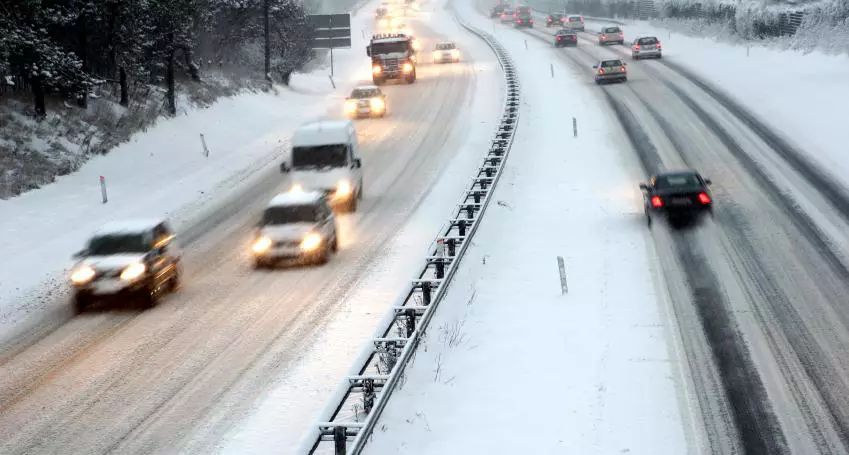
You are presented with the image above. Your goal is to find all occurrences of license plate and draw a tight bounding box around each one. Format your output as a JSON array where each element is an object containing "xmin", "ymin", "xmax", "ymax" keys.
[
  {"xmin": 359, "ymin": 108, "xmax": 370, "ymax": 113},
  {"xmin": 670, "ymin": 197, "xmax": 691, "ymax": 205},
  {"xmin": 92, "ymin": 279, "xmax": 125, "ymax": 294}
]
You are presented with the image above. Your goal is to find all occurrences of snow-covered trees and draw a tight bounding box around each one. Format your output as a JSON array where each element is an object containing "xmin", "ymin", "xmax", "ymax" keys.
[{"xmin": 0, "ymin": 0, "xmax": 312, "ymax": 116}]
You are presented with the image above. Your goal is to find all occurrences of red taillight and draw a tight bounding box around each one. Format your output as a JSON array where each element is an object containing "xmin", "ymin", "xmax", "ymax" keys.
[
  {"xmin": 529, "ymin": 19, "xmax": 533, "ymax": 23},
  {"xmin": 634, "ymin": 44, "xmax": 640, "ymax": 49},
  {"xmin": 698, "ymin": 192, "xmax": 711, "ymax": 204},
  {"xmin": 556, "ymin": 36, "xmax": 562, "ymax": 40},
  {"xmin": 620, "ymin": 66, "xmax": 626, "ymax": 72},
  {"xmin": 651, "ymin": 196, "xmax": 663, "ymax": 208},
  {"xmin": 597, "ymin": 69, "xmax": 605, "ymax": 75}
]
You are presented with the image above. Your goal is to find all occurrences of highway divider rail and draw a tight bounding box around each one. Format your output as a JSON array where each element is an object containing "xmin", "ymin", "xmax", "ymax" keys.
[{"xmin": 297, "ymin": 13, "xmax": 520, "ymax": 455}]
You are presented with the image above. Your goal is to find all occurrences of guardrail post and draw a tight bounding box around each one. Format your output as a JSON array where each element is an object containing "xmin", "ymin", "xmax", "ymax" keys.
[
  {"xmin": 405, "ymin": 308, "xmax": 416, "ymax": 336},
  {"xmin": 422, "ymin": 281, "xmax": 432, "ymax": 306},
  {"xmin": 458, "ymin": 219, "xmax": 467, "ymax": 236},
  {"xmin": 363, "ymin": 378, "xmax": 375, "ymax": 413},
  {"xmin": 334, "ymin": 426, "xmax": 347, "ymax": 455},
  {"xmin": 447, "ymin": 238, "xmax": 457, "ymax": 257},
  {"xmin": 466, "ymin": 205, "xmax": 475, "ymax": 219},
  {"xmin": 435, "ymin": 258, "xmax": 444, "ymax": 279},
  {"xmin": 473, "ymin": 192, "xmax": 481, "ymax": 203}
]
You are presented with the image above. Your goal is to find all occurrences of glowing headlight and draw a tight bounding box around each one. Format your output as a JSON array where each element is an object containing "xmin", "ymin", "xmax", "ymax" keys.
[
  {"xmin": 412, "ymin": 39, "xmax": 421, "ymax": 51},
  {"xmin": 336, "ymin": 180, "xmax": 353, "ymax": 197},
  {"xmin": 252, "ymin": 236, "xmax": 272, "ymax": 254},
  {"xmin": 369, "ymin": 97, "xmax": 385, "ymax": 111},
  {"xmin": 70, "ymin": 265, "xmax": 96, "ymax": 285},
  {"xmin": 290, "ymin": 183, "xmax": 304, "ymax": 193},
  {"xmin": 344, "ymin": 100, "xmax": 357, "ymax": 114},
  {"xmin": 451, "ymin": 49, "xmax": 460, "ymax": 58},
  {"xmin": 372, "ymin": 65, "xmax": 382, "ymax": 75},
  {"xmin": 300, "ymin": 233, "xmax": 323, "ymax": 252},
  {"xmin": 120, "ymin": 262, "xmax": 146, "ymax": 281},
  {"xmin": 378, "ymin": 18, "xmax": 388, "ymax": 27},
  {"xmin": 402, "ymin": 62, "xmax": 413, "ymax": 73}
]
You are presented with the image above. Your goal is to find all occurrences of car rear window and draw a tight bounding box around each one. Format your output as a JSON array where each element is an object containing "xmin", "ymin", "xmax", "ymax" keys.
[
  {"xmin": 603, "ymin": 27, "xmax": 620, "ymax": 33},
  {"xmin": 568, "ymin": 16, "xmax": 581, "ymax": 21},
  {"xmin": 600, "ymin": 60, "xmax": 623, "ymax": 67},
  {"xmin": 657, "ymin": 175, "xmax": 700, "ymax": 188},
  {"xmin": 638, "ymin": 37, "xmax": 658, "ymax": 44},
  {"xmin": 436, "ymin": 43, "xmax": 455, "ymax": 50}
]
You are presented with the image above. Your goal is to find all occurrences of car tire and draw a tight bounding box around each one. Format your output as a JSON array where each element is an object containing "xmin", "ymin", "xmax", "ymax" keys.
[
  {"xmin": 254, "ymin": 258, "xmax": 271, "ymax": 270},
  {"xmin": 168, "ymin": 266, "xmax": 181, "ymax": 292},
  {"xmin": 657, "ymin": 54, "xmax": 663, "ymax": 59},
  {"xmin": 632, "ymin": 54, "xmax": 638, "ymax": 60},
  {"xmin": 141, "ymin": 284, "xmax": 159, "ymax": 310},
  {"xmin": 316, "ymin": 244, "xmax": 331, "ymax": 265},
  {"xmin": 346, "ymin": 195, "xmax": 358, "ymax": 213},
  {"xmin": 331, "ymin": 236, "xmax": 339, "ymax": 252},
  {"xmin": 73, "ymin": 293, "xmax": 91, "ymax": 313}
]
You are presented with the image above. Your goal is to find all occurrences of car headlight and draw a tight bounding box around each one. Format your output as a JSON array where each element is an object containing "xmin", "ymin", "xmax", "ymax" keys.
[
  {"xmin": 402, "ymin": 62, "xmax": 413, "ymax": 73},
  {"xmin": 300, "ymin": 233, "xmax": 323, "ymax": 252},
  {"xmin": 290, "ymin": 183, "xmax": 304, "ymax": 193},
  {"xmin": 336, "ymin": 179, "xmax": 353, "ymax": 197},
  {"xmin": 370, "ymin": 97, "xmax": 385, "ymax": 111},
  {"xmin": 120, "ymin": 262, "xmax": 146, "ymax": 281},
  {"xmin": 412, "ymin": 39, "xmax": 421, "ymax": 51},
  {"xmin": 70, "ymin": 265, "xmax": 96, "ymax": 285},
  {"xmin": 344, "ymin": 100, "xmax": 357, "ymax": 114},
  {"xmin": 372, "ymin": 65, "xmax": 382, "ymax": 75},
  {"xmin": 252, "ymin": 236, "xmax": 272, "ymax": 255},
  {"xmin": 451, "ymin": 49, "xmax": 460, "ymax": 58}
]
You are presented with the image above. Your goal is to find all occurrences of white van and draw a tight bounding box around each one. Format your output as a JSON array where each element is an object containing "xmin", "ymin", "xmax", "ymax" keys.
[{"xmin": 281, "ymin": 120, "xmax": 364, "ymax": 213}]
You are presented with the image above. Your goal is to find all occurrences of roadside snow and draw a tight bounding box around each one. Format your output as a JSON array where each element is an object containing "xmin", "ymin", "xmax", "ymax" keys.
[
  {"xmin": 215, "ymin": 5, "xmax": 503, "ymax": 454},
  {"xmin": 0, "ymin": 4, "xmax": 374, "ymax": 344},
  {"xmin": 361, "ymin": 2, "xmax": 694, "ymax": 454},
  {"xmin": 585, "ymin": 19, "xmax": 849, "ymax": 192}
]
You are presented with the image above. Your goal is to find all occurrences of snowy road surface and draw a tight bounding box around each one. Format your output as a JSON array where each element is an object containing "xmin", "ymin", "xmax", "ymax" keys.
[
  {"xmin": 359, "ymin": 1, "xmax": 849, "ymax": 454},
  {"xmin": 0, "ymin": 4, "xmax": 503, "ymax": 454}
]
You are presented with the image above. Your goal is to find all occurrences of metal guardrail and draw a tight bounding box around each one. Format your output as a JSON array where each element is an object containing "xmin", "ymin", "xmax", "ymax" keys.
[{"xmin": 296, "ymin": 11, "xmax": 520, "ymax": 455}]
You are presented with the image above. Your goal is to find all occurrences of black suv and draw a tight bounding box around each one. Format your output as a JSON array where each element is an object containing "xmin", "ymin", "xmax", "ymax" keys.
[
  {"xmin": 640, "ymin": 171, "xmax": 714, "ymax": 227},
  {"xmin": 70, "ymin": 219, "xmax": 182, "ymax": 311}
]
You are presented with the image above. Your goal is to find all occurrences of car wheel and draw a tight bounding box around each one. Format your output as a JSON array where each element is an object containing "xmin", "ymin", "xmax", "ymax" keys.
[
  {"xmin": 73, "ymin": 293, "xmax": 91, "ymax": 313},
  {"xmin": 657, "ymin": 54, "xmax": 663, "ymax": 59},
  {"xmin": 168, "ymin": 265, "xmax": 181, "ymax": 292},
  {"xmin": 254, "ymin": 258, "xmax": 271, "ymax": 270},
  {"xmin": 141, "ymin": 283, "xmax": 159, "ymax": 309},
  {"xmin": 331, "ymin": 236, "xmax": 339, "ymax": 252},
  {"xmin": 346, "ymin": 195, "xmax": 358, "ymax": 213},
  {"xmin": 632, "ymin": 54, "xmax": 638, "ymax": 59},
  {"xmin": 316, "ymin": 244, "xmax": 331, "ymax": 265}
]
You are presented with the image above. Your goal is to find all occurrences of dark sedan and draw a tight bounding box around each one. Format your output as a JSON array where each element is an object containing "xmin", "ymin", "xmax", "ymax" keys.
[
  {"xmin": 640, "ymin": 171, "xmax": 713, "ymax": 227},
  {"xmin": 555, "ymin": 29, "xmax": 578, "ymax": 47}
]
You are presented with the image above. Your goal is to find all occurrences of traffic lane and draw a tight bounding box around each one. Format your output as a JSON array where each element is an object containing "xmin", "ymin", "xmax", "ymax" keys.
[{"xmin": 0, "ymin": 29, "xmax": 476, "ymax": 455}]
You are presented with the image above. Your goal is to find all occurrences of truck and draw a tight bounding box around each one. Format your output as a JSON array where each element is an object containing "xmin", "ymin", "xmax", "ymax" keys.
[{"xmin": 367, "ymin": 33, "xmax": 417, "ymax": 85}]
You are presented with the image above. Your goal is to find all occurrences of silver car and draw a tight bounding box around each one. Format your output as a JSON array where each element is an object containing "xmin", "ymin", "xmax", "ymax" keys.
[
  {"xmin": 631, "ymin": 36, "xmax": 662, "ymax": 59},
  {"xmin": 563, "ymin": 15, "xmax": 585, "ymax": 31},
  {"xmin": 598, "ymin": 26, "xmax": 624, "ymax": 45},
  {"xmin": 432, "ymin": 41, "xmax": 461, "ymax": 63},
  {"xmin": 593, "ymin": 59, "xmax": 627, "ymax": 84},
  {"xmin": 251, "ymin": 191, "xmax": 339, "ymax": 268}
]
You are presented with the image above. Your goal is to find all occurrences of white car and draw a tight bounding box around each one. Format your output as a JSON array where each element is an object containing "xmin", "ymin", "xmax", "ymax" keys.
[
  {"xmin": 69, "ymin": 219, "xmax": 182, "ymax": 311},
  {"xmin": 281, "ymin": 120, "xmax": 364, "ymax": 212},
  {"xmin": 344, "ymin": 85, "xmax": 387, "ymax": 118},
  {"xmin": 251, "ymin": 191, "xmax": 339, "ymax": 268},
  {"xmin": 631, "ymin": 36, "xmax": 662, "ymax": 59},
  {"xmin": 432, "ymin": 41, "xmax": 461, "ymax": 63},
  {"xmin": 563, "ymin": 14, "xmax": 585, "ymax": 31}
]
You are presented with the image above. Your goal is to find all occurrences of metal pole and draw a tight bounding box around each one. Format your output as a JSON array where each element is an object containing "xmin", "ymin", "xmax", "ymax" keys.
[{"xmin": 329, "ymin": 16, "xmax": 335, "ymax": 78}]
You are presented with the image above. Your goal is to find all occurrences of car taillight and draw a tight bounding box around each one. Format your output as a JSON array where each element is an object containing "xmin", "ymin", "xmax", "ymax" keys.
[
  {"xmin": 556, "ymin": 36, "xmax": 562, "ymax": 40},
  {"xmin": 620, "ymin": 66, "xmax": 626, "ymax": 72},
  {"xmin": 698, "ymin": 192, "xmax": 711, "ymax": 204},
  {"xmin": 651, "ymin": 196, "xmax": 663, "ymax": 208},
  {"xmin": 529, "ymin": 19, "xmax": 533, "ymax": 23},
  {"xmin": 634, "ymin": 44, "xmax": 640, "ymax": 49},
  {"xmin": 656, "ymin": 41, "xmax": 662, "ymax": 49},
  {"xmin": 598, "ymin": 69, "xmax": 605, "ymax": 75}
]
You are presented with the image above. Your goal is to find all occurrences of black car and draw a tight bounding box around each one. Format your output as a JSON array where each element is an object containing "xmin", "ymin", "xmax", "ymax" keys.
[
  {"xmin": 490, "ymin": 5, "xmax": 505, "ymax": 18},
  {"xmin": 555, "ymin": 29, "xmax": 578, "ymax": 47},
  {"xmin": 514, "ymin": 12, "xmax": 533, "ymax": 27},
  {"xmin": 546, "ymin": 13, "xmax": 565, "ymax": 27},
  {"xmin": 639, "ymin": 171, "xmax": 713, "ymax": 227}
]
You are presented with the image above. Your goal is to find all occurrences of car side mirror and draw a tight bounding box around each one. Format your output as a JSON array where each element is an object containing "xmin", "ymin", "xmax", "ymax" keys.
[
  {"xmin": 704, "ymin": 179, "xmax": 712, "ymax": 185},
  {"xmin": 280, "ymin": 162, "xmax": 290, "ymax": 173},
  {"xmin": 353, "ymin": 158, "xmax": 362, "ymax": 168},
  {"xmin": 639, "ymin": 183, "xmax": 649, "ymax": 191},
  {"xmin": 72, "ymin": 249, "xmax": 87, "ymax": 259},
  {"xmin": 366, "ymin": 45, "xmax": 372, "ymax": 57}
]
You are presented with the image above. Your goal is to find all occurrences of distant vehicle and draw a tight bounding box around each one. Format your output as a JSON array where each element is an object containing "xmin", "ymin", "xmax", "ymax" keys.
[
  {"xmin": 69, "ymin": 219, "xmax": 181, "ymax": 312},
  {"xmin": 593, "ymin": 58, "xmax": 627, "ymax": 84},
  {"xmin": 500, "ymin": 9, "xmax": 514, "ymax": 23},
  {"xmin": 490, "ymin": 5, "xmax": 505, "ymax": 17},
  {"xmin": 514, "ymin": 5, "xmax": 531, "ymax": 14},
  {"xmin": 251, "ymin": 191, "xmax": 339, "ymax": 268},
  {"xmin": 563, "ymin": 14, "xmax": 585, "ymax": 31},
  {"xmin": 344, "ymin": 85, "xmax": 387, "ymax": 118},
  {"xmin": 375, "ymin": 6, "xmax": 388, "ymax": 18},
  {"xmin": 367, "ymin": 33, "xmax": 417, "ymax": 84},
  {"xmin": 640, "ymin": 171, "xmax": 714, "ymax": 227},
  {"xmin": 432, "ymin": 41, "xmax": 461, "ymax": 63},
  {"xmin": 546, "ymin": 13, "xmax": 566, "ymax": 27},
  {"xmin": 514, "ymin": 12, "xmax": 533, "ymax": 27},
  {"xmin": 598, "ymin": 25, "xmax": 624, "ymax": 45},
  {"xmin": 281, "ymin": 120, "xmax": 364, "ymax": 212},
  {"xmin": 554, "ymin": 29, "xmax": 578, "ymax": 47},
  {"xmin": 631, "ymin": 36, "xmax": 662, "ymax": 59}
]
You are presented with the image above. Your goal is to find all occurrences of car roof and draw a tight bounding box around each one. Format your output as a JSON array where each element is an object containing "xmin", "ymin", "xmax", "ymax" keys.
[
  {"xmin": 601, "ymin": 58, "xmax": 623, "ymax": 63},
  {"xmin": 654, "ymin": 170, "xmax": 701, "ymax": 179},
  {"xmin": 437, "ymin": 41, "xmax": 455, "ymax": 45},
  {"xmin": 95, "ymin": 219, "xmax": 163, "ymax": 235},
  {"xmin": 267, "ymin": 191, "xmax": 324, "ymax": 207},
  {"xmin": 353, "ymin": 85, "xmax": 379, "ymax": 91}
]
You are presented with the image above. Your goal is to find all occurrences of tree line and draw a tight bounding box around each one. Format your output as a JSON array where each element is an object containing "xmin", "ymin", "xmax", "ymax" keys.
[{"xmin": 0, "ymin": 0, "xmax": 314, "ymax": 117}]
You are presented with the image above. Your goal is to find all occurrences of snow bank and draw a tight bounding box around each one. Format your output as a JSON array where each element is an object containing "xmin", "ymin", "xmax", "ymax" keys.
[
  {"xmin": 361, "ymin": 1, "xmax": 695, "ymax": 454},
  {"xmin": 585, "ymin": 19, "xmax": 849, "ymax": 192},
  {"xmin": 0, "ymin": 3, "xmax": 376, "ymax": 345}
]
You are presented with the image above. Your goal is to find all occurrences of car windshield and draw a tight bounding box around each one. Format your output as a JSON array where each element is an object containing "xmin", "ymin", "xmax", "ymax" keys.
[
  {"xmin": 372, "ymin": 41, "xmax": 409, "ymax": 54},
  {"xmin": 262, "ymin": 205, "xmax": 318, "ymax": 225},
  {"xmin": 657, "ymin": 174, "xmax": 701, "ymax": 188},
  {"xmin": 603, "ymin": 27, "xmax": 620, "ymax": 33},
  {"xmin": 88, "ymin": 233, "xmax": 150, "ymax": 255},
  {"xmin": 351, "ymin": 88, "xmax": 377, "ymax": 98},
  {"xmin": 292, "ymin": 144, "xmax": 347, "ymax": 169},
  {"xmin": 600, "ymin": 60, "xmax": 623, "ymax": 67},
  {"xmin": 638, "ymin": 37, "xmax": 658, "ymax": 44}
]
